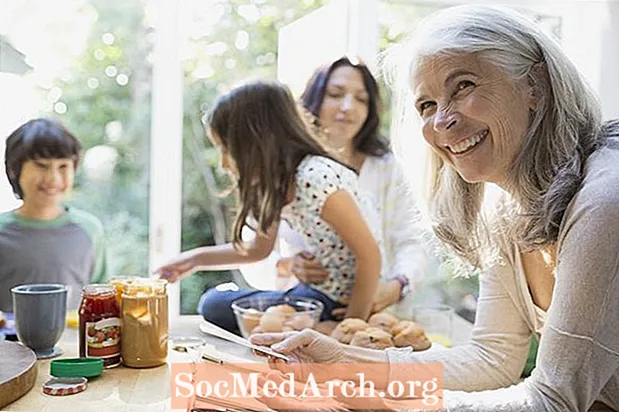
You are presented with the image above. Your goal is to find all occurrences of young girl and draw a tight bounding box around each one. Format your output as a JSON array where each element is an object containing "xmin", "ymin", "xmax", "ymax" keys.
[{"xmin": 155, "ymin": 81, "xmax": 382, "ymax": 332}]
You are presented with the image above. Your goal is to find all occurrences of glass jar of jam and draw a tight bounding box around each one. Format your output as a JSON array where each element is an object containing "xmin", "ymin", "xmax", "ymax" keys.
[
  {"xmin": 121, "ymin": 278, "xmax": 168, "ymax": 368},
  {"xmin": 79, "ymin": 284, "xmax": 122, "ymax": 368}
]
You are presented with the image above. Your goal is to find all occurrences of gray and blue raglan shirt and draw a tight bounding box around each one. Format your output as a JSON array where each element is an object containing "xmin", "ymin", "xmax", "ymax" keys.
[{"xmin": 0, "ymin": 207, "xmax": 108, "ymax": 311}]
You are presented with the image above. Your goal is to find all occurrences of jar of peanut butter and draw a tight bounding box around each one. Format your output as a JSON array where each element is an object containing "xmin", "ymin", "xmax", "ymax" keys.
[{"xmin": 120, "ymin": 278, "xmax": 168, "ymax": 368}]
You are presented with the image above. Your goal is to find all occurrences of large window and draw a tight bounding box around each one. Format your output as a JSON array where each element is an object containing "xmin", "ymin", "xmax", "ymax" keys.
[
  {"xmin": 178, "ymin": 0, "xmax": 329, "ymax": 314},
  {"xmin": 0, "ymin": 0, "xmax": 152, "ymax": 277},
  {"xmin": 3, "ymin": 0, "xmax": 595, "ymax": 323},
  {"xmin": 377, "ymin": 1, "xmax": 563, "ymax": 321}
]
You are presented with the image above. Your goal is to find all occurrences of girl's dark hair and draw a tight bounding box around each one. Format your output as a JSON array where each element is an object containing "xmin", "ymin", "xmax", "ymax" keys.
[
  {"xmin": 207, "ymin": 80, "xmax": 339, "ymax": 251},
  {"xmin": 5, "ymin": 118, "xmax": 81, "ymax": 199},
  {"xmin": 301, "ymin": 56, "xmax": 389, "ymax": 157}
]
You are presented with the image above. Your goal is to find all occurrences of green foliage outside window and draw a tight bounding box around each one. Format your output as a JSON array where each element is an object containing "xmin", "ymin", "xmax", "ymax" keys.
[{"xmin": 33, "ymin": 0, "xmax": 481, "ymax": 317}]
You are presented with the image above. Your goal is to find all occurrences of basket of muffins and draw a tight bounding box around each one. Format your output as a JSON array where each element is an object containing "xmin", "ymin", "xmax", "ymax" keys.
[{"xmin": 330, "ymin": 312, "xmax": 432, "ymax": 351}]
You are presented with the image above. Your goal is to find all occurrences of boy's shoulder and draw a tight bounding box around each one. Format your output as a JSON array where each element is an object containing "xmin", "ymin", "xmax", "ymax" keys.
[{"xmin": 0, "ymin": 210, "xmax": 17, "ymax": 230}]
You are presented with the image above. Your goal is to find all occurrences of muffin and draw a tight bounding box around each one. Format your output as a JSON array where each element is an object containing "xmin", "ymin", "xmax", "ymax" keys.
[
  {"xmin": 330, "ymin": 318, "xmax": 369, "ymax": 344},
  {"xmin": 391, "ymin": 320, "xmax": 421, "ymax": 336},
  {"xmin": 368, "ymin": 312, "xmax": 400, "ymax": 333},
  {"xmin": 258, "ymin": 312, "xmax": 286, "ymax": 333},
  {"xmin": 393, "ymin": 324, "xmax": 432, "ymax": 351},
  {"xmin": 284, "ymin": 313, "xmax": 315, "ymax": 331},
  {"xmin": 350, "ymin": 328, "xmax": 394, "ymax": 350},
  {"xmin": 266, "ymin": 304, "xmax": 297, "ymax": 315}
]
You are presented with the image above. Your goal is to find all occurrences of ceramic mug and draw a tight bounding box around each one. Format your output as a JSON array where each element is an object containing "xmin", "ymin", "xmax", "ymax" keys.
[{"xmin": 11, "ymin": 283, "xmax": 67, "ymax": 359}]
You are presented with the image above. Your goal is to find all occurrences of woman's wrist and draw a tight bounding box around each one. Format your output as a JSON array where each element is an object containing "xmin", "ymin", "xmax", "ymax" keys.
[
  {"xmin": 342, "ymin": 344, "xmax": 389, "ymax": 364},
  {"xmin": 341, "ymin": 345, "xmax": 390, "ymax": 388}
]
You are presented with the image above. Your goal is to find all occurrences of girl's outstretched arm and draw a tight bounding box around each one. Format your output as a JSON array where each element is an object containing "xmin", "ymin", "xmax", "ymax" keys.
[
  {"xmin": 321, "ymin": 189, "xmax": 381, "ymax": 320},
  {"xmin": 154, "ymin": 222, "xmax": 279, "ymax": 282}
]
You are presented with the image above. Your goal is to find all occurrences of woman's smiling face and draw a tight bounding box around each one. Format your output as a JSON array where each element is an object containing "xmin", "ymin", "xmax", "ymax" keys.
[{"xmin": 413, "ymin": 53, "xmax": 534, "ymax": 185}]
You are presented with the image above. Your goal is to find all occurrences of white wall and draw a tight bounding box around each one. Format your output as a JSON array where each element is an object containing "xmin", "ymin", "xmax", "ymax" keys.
[
  {"xmin": 277, "ymin": 0, "xmax": 379, "ymax": 97},
  {"xmin": 558, "ymin": 0, "xmax": 619, "ymax": 121}
]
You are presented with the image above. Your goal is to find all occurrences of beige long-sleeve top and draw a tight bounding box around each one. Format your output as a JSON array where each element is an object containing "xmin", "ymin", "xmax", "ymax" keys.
[{"xmin": 388, "ymin": 125, "xmax": 619, "ymax": 411}]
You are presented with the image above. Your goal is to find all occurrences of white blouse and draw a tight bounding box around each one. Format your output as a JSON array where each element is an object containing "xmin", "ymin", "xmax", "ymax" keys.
[{"xmin": 239, "ymin": 153, "xmax": 428, "ymax": 299}]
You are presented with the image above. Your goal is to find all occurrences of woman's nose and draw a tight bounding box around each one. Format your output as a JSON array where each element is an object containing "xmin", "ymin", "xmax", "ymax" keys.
[
  {"xmin": 339, "ymin": 94, "xmax": 354, "ymax": 112},
  {"xmin": 433, "ymin": 106, "xmax": 458, "ymax": 132}
]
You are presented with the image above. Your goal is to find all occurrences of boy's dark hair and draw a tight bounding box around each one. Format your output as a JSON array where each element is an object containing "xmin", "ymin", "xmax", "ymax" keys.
[
  {"xmin": 5, "ymin": 118, "xmax": 82, "ymax": 199},
  {"xmin": 207, "ymin": 80, "xmax": 344, "ymax": 251},
  {"xmin": 301, "ymin": 56, "xmax": 390, "ymax": 157}
]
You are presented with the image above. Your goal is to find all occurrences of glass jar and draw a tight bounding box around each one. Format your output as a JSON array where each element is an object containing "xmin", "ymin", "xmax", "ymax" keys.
[
  {"xmin": 109, "ymin": 275, "xmax": 134, "ymax": 304},
  {"xmin": 121, "ymin": 278, "xmax": 168, "ymax": 368},
  {"xmin": 79, "ymin": 284, "xmax": 122, "ymax": 368}
]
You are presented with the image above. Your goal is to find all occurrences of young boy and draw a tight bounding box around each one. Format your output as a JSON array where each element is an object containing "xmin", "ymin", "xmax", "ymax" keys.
[{"xmin": 0, "ymin": 118, "xmax": 108, "ymax": 311}]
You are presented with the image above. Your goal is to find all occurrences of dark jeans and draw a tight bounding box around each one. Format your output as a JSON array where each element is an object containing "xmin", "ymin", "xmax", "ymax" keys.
[{"xmin": 197, "ymin": 282, "xmax": 345, "ymax": 336}]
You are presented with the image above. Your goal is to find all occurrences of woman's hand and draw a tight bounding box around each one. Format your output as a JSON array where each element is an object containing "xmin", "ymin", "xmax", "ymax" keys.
[
  {"xmin": 278, "ymin": 251, "xmax": 329, "ymax": 284},
  {"xmin": 153, "ymin": 250, "xmax": 199, "ymax": 283},
  {"xmin": 251, "ymin": 329, "xmax": 347, "ymax": 364}
]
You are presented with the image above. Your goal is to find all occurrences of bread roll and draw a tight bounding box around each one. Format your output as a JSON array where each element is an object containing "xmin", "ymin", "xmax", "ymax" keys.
[
  {"xmin": 266, "ymin": 304, "xmax": 297, "ymax": 315},
  {"xmin": 330, "ymin": 318, "xmax": 369, "ymax": 344},
  {"xmin": 350, "ymin": 328, "xmax": 394, "ymax": 350},
  {"xmin": 284, "ymin": 313, "xmax": 315, "ymax": 331},
  {"xmin": 259, "ymin": 313, "xmax": 285, "ymax": 333},
  {"xmin": 393, "ymin": 325, "xmax": 432, "ymax": 351},
  {"xmin": 368, "ymin": 312, "xmax": 399, "ymax": 332},
  {"xmin": 391, "ymin": 320, "xmax": 423, "ymax": 336}
]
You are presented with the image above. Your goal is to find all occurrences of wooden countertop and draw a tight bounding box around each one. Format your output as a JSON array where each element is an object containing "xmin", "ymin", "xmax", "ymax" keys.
[{"xmin": 4, "ymin": 315, "xmax": 253, "ymax": 412}]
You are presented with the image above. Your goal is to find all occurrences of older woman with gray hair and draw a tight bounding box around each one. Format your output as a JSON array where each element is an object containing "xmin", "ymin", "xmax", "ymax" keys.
[{"xmin": 251, "ymin": 5, "xmax": 619, "ymax": 411}]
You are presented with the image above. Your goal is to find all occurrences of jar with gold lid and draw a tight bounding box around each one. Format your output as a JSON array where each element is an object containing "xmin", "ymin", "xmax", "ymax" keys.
[{"xmin": 119, "ymin": 278, "xmax": 168, "ymax": 368}]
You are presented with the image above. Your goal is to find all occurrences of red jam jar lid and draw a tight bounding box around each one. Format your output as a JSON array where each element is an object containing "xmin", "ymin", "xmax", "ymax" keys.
[{"xmin": 42, "ymin": 377, "xmax": 87, "ymax": 396}]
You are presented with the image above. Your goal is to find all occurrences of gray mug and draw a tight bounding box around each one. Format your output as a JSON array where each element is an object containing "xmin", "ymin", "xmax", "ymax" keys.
[{"xmin": 11, "ymin": 283, "xmax": 67, "ymax": 359}]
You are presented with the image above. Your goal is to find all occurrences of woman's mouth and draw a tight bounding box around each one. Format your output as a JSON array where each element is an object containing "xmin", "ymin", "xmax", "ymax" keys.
[{"xmin": 446, "ymin": 130, "xmax": 489, "ymax": 155}]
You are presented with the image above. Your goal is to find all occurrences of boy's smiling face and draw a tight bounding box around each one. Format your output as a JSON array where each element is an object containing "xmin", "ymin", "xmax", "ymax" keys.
[{"xmin": 18, "ymin": 158, "xmax": 75, "ymax": 209}]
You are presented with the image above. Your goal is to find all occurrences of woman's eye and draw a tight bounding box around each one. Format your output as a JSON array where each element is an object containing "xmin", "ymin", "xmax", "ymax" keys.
[
  {"xmin": 456, "ymin": 80, "xmax": 475, "ymax": 92},
  {"xmin": 418, "ymin": 101, "xmax": 435, "ymax": 114}
]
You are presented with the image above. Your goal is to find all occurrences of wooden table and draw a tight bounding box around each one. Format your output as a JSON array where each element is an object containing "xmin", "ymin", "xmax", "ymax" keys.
[
  {"xmin": 4, "ymin": 316, "xmax": 255, "ymax": 412},
  {"xmin": 6, "ymin": 314, "xmax": 473, "ymax": 411}
]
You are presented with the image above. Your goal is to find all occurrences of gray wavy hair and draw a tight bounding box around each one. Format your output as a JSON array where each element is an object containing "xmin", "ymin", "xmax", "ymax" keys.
[{"xmin": 385, "ymin": 5, "xmax": 603, "ymax": 270}]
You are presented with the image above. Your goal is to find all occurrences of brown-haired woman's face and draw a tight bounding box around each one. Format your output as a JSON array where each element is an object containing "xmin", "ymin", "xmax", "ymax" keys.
[
  {"xmin": 318, "ymin": 65, "xmax": 369, "ymax": 150},
  {"xmin": 413, "ymin": 54, "xmax": 534, "ymax": 184}
]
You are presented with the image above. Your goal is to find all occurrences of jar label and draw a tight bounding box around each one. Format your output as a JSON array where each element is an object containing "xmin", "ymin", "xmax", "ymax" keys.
[{"xmin": 85, "ymin": 317, "xmax": 121, "ymax": 360}]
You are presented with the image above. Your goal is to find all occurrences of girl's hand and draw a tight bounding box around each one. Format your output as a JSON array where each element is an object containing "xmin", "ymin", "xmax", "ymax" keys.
[
  {"xmin": 371, "ymin": 279, "xmax": 401, "ymax": 313},
  {"xmin": 330, "ymin": 280, "xmax": 401, "ymax": 318},
  {"xmin": 153, "ymin": 251, "xmax": 199, "ymax": 283},
  {"xmin": 281, "ymin": 251, "xmax": 329, "ymax": 284}
]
